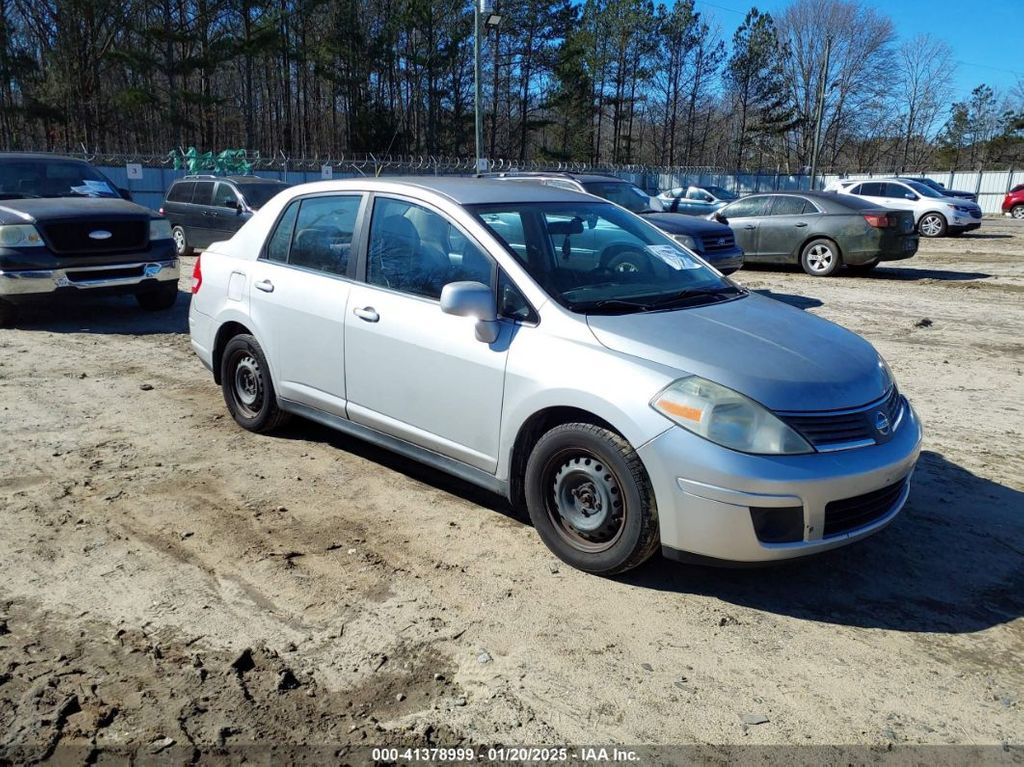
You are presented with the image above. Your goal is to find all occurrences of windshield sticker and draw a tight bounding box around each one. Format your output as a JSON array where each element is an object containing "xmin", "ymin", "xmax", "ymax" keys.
[
  {"xmin": 70, "ymin": 179, "xmax": 116, "ymax": 196},
  {"xmin": 646, "ymin": 244, "xmax": 701, "ymax": 270}
]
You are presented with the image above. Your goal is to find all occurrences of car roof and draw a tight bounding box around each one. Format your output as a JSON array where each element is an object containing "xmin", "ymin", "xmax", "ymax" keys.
[
  {"xmin": 483, "ymin": 171, "xmax": 627, "ymax": 185},
  {"xmin": 0, "ymin": 152, "xmax": 91, "ymax": 163},
  {"xmin": 287, "ymin": 176, "xmax": 598, "ymax": 205},
  {"xmin": 178, "ymin": 175, "xmax": 288, "ymax": 184}
]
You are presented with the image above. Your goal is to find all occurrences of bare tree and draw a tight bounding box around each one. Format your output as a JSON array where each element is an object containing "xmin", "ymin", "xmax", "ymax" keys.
[{"xmin": 897, "ymin": 34, "xmax": 955, "ymax": 169}]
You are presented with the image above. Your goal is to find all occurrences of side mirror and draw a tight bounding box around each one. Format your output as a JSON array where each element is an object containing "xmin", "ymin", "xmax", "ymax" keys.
[
  {"xmin": 904, "ymin": 193, "xmax": 917, "ymax": 200},
  {"xmin": 440, "ymin": 281, "xmax": 499, "ymax": 343},
  {"xmin": 713, "ymin": 211, "xmax": 729, "ymax": 225},
  {"xmin": 118, "ymin": 187, "xmax": 132, "ymax": 201},
  {"xmin": 669, "ymin": 197, "xmax": 680, "ymax": 213}
]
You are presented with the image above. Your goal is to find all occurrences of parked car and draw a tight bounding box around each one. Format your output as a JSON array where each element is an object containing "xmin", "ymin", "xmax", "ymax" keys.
[
  {"xmin": 161, "ymin": 174, "xmax": 291, "ymax": 257},
  {"xmin": 711, "ymin": 191, "xmax": 918, "ymax": 276},
  {"xmin": 190, "ymin": 177, "xmax": 922, "ymax": 574},
  {"xmin": 896, "ymin": 177, "xmax": 977, "ymax": 202},
  {"xmin": 1002, "ymin": 184, "xmax": 1024, "ymax": 219},
  {"xmin": 0, "ymin": 152, "xmax": 178, "ymax": 326},
  {"xmin": 656, "ymin": 185, "xmax": 739, "ymax": 215},
  {"xmin": 835, "ymin": 178, "xmax": 982, "ymax": 237},
  {"xmin": 485, "ymin": 173, "xmax": 742, "ymax": 274}
]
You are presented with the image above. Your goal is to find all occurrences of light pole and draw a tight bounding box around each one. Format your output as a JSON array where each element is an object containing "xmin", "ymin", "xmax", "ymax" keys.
[
  {"xmin": 473, "ymin": 0, "xmax": 501, "ymax": 174},
  {"xmin": 808, "ymin": 34, "xmax": 832, "ymax": 191}
]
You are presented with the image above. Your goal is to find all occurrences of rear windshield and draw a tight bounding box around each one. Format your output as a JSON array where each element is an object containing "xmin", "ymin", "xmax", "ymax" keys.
[
  {"xmin": 239, "ymin": 183, "xmax": 290, "ymax": 209},
  {"xmin": 0, "ymin": 159, "xmax": 119, "ymax": 199}
]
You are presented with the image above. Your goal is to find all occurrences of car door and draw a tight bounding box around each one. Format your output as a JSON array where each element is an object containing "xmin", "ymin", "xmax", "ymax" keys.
[
  {"xmin": 717, "ymin": 195, "xmax": 770, "ymax": 256},
  {"xmin": 247, "ymin": 193, "xmax": 366, "ymax": 416},
  {"xmin": 189, "ymin": 180, "xmax": 217, "ymax": 247},
  {"xmin": 344, "ymin": 194, "xmax": 511, "ymax": 472},
  {"xmin": 756, "ymin": 195, "xmax": 819, "ymax": 262},
  {"xmin": 206, "ymin": 181, "xmax": 245, "ymax": 242}
]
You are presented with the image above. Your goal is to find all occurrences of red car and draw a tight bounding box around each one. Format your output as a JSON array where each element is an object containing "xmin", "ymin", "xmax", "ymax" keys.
[{"xmin": 1003, "ymin": 184, "xmax": 1024, "ymax": 219}]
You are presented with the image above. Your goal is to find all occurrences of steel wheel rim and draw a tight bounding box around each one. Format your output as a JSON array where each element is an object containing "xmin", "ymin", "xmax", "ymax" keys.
[
  {"xmin": 806, "ymin": 244, "xmax": 834, "ymax": 273},
  {"xmin": 232, "ymin": 353, "xmax": 263, "ymax": 417},
  {"xmin": 921, "ymin": 215, "xmax": 942, "ymax": 236},
  {"xmin": 543, "ymin": 449, "xmax": 625, "ymax": 553},
  {"xmin": 173, "ymin": 228, "xmax": 186, "ymax": 255}
]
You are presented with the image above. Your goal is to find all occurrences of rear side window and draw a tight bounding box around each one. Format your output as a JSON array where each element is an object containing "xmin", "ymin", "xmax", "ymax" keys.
[
  {"xmin": 264, "ymin": 201, "xmax": 300, "ymax": 263},
  {"xmin": 769, "ymin": 196, "xmax": 807, "ymax": 216},
  {"xmin": 721, "ymin": 196, "xmax": 769, "ymax": 218},
  {"xmin": 855, "ymin": 182, "xmax": 885, "ymax": 197},
  {"xmin": 167, "ymin": 181, "xmax": 195, "ymax": 203},
  {"xmin": 193, "ymin": 181, "xmax": 214, "ymax": 206},
  {"xmin": 289, "ymin": 195, "xmax": 362, "ymax": 276}
]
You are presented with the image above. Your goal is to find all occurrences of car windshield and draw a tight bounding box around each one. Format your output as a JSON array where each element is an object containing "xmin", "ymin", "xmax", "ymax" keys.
[
  {"xmin": 0, "ymin": 159, "xmax": 119, "ymax": 199},
  {"xmin": 240, "ymin": 182, "xmax": 290, "ymax": 209},
  {"xmin": 703, "ymin": 186, "xmax": 737, "ymax": 200},
  {"xmin": 580, "ymin": 181, "xmax": 653, "ymax": 213},
  {"xmin": 904, "ymin": 180, "xmax": 943, "ymax": 199},
  {"xmin": 470, "ymin": 201, "xmax": 742, "ymax": 315}
]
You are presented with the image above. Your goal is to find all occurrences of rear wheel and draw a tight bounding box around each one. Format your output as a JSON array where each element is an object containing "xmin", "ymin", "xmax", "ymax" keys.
[
  {"xmin": 918, "ymin": 213, "xmax": 947, "ymax": 238},
  {"xmin": 524, "ymin": 423, "xmax": 659, "ymax": 575},
  {"xmin": 799, "ymin": 238, "xmax": 841, "ymax": 277},
  {"xmin": 846, "ymin": 259, "xmax": 879, "ymax": 275},
  {"xmin": 172, "ymin": 226, "xmax": 194, "ymax": 257},
  {"xmin": 1011, "ymin": 205, "xmax": 1024, "ymax": 220},
  {"xmin": 136, "ymin": 282, "xmax": 179, "ymax": 311},
  {"xmin": 220, "ymin": 334, "xmax": 289, "ymax": 433}
]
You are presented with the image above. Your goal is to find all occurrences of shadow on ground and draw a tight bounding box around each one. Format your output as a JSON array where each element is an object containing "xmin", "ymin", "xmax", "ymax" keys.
[
  {"xmin": 622, "ymin": 450, "xmax": 1024, "ymax": 634},
  {"xmin": 3, "ymin": 289, "xmax": 188, "ymax": 335},
  {"xmin": 753, "ymin": 289, "xmax": 823, "ymax": 310}
]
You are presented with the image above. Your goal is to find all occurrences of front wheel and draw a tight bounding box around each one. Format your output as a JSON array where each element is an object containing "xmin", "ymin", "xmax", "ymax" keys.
[
  {"xmin": 799, "ymin": 238, "xmax": 841, "ymax": 277},
  {"xmin": 220, "ymin": 334, "xmax": 289, "ymax": 433},
  {"xmin": 1011, "ymin": 205, "xmax": 1024, "ymax": 220},
  {"xmin": 136, "ymin": 282, "xmax": 179, "ymax": 311},
  {"xmin": 524, "ymin": 423, "xmax": 659, "ymax": 575},
  {"xmin": 918, "ymin": 213, "xmax": 947, "ymax": 238}
]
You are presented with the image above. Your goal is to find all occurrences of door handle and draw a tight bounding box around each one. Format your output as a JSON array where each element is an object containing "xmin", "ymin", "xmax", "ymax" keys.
[
  {"xmin": 353, "ymin": 306, "xmax": 379, "ymax": 322},
  {"xmin": 254, "ymin": 279, "xmax": 274, "ymax": 293},
  {"xmin": 795, "ymin": 222, "xmax": 808, "ymax": 227}
]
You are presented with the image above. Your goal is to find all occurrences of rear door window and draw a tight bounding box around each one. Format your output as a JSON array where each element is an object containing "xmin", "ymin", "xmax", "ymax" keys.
[
  {"xmin": 264, "ymin": 201, "xmax": 300, "ymax": 264},
  {"xmin": 856, "ymin": 182, "xmax": 885, "ymax": 197},
  {"xmin": 192, "ymin": 181, "xmax": 214, "ymax": 206},
  {"xmin": 768, "ymin": 196, "xmax": 807, "ymax": 216},
  {"xmin": 289, "ymin": 195, "xmax": 363, "ymax": 276},
  {"xmin": 720, "ymin": 196, "xmax": 769, "ymax": 218}
]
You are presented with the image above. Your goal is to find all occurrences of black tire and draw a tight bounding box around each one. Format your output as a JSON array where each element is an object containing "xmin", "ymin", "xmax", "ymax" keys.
[
  {"xmin": 601, "ymin": 245, "xmax": 653, "ymax": 276},
  {"xmin": 799, "ymin": 238, "xmax": 841, "ymax": 277},
  {"xmin": 918, "ymin": 212, "xmax": 947, "ymax": 238},
  {"xmin": 172, "ymin": 226, "xmax": 194, "ymax": 257},
  {"xmin": 1012, "ymin": 205, "xmax": 1024, "ymax": 220},
  {"xmin": 0, "ymin": 299, "xmax": 18, "ymax": 328},
  {"xmin": 220, "ymin": 334, "xmax": 289, "ymax": 433},
  {"xmin": 524, "ymin": 422, "xmax": 659, "ymax": 575},
  {"xmin": 846, "ymin": 259, "xmax": 879, "ymax": 275},
  {"xmin": 136, "ymin": 282, "xmax": 179, "ymax": 311}
]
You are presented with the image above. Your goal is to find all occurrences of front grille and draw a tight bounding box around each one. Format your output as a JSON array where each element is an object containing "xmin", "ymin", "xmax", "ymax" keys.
[
  {"xmin": 823, "ymin": 479, "xmax": 907, "ymax": 537},
  {"xmin": 41, "ymin": 220, "xmax": 148, "ymax": 254},
  {"xmin": 701, "ymin": 233, "xmax": 736, "ymax": 253},
  {"xmin": 780, "ymin": 387, "xmax": 904, "ymax": 450}
]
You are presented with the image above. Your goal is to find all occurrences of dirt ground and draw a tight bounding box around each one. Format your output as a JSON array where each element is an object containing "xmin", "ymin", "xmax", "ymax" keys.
[{"xmin": 1, "ymin": 216, "xmax": 1022, "ymax": 762}]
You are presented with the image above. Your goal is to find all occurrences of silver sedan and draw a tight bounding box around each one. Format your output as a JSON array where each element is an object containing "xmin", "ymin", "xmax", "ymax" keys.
[{"xmin": 188, "ymin": 177, "xmax": 922, "ymax": 574}]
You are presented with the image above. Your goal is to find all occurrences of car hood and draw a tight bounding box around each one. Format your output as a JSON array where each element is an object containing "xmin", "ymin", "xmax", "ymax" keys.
[
  {"xmin": 0, "ymin": 197, "xmax": 153, "ymax": 224},
  {"xmin": 586, "ymin": 293, "xmax": 889, "ymax": 412},
  {"xmin": 639, "ymin": 212, "xmax": 732, "ymax": 236}
]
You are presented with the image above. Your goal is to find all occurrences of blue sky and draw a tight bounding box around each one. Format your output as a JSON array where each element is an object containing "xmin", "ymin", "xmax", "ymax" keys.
[{"xmin": 693, "ymin": 0, "xmax": 1023, "ymax": 102}]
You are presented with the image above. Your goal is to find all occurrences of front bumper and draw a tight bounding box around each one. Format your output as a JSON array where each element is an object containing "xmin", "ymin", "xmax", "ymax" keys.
[
  {"xmin": 701, "ymin": 250, "xmax": 744, "ymax": 274},
  {"xmin": 638, "ymin": 403, "xmax": 923, "ymax": 563},
  {"xmin": 0, "ymin": 258, "xmax": 178, "ymax": 297}
]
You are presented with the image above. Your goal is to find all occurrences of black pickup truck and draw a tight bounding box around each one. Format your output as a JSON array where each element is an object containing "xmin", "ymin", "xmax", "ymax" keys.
[{"xmin": 0, "ymin": 153, "xmax": 179, "ymax": 326}]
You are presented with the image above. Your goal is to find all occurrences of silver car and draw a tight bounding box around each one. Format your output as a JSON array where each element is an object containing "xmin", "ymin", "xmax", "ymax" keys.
[{"xmin": 188, "ymin": 178, "xmax": 922, "ymax": 574}]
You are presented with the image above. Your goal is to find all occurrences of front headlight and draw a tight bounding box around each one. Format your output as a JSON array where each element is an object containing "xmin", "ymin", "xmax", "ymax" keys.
[
  {"xmin": 0, "ymin": 224, "xmax": 45, "ymax": 248},
  {"xmin": 651, "ymin": 376, "xmax": 813, "ymax": 455},
  {"xmin": 149, "ymin": 218, "xmax": 173, "ymax": 240},
  {"xmin": 673, "ymin": 234, "xmax": 698, "ymax": 251}
]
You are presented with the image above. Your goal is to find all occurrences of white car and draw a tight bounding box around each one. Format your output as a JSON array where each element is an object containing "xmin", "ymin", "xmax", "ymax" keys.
[{"xmin": 831, "ymin": 178, "xmax": 982, "ymax": 237}]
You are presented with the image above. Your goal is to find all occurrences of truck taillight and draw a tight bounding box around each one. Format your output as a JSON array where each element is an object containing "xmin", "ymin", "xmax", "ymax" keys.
[
  {"xmin": 863, "ymin": 213, "xmax": 890, "ymax": 228},
  {"xmin": 158, "ymin": 207, "xmax": 165, "ymax": 215},
  {"xmin": 191, "ymin": 255, "xmax": 202, "ymax": 294}
]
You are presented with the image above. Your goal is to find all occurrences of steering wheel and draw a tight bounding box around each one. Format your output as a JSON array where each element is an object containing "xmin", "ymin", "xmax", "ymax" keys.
[{"xmin": 599, "ymin": 245, "xmax": 653, "ymax": 276}]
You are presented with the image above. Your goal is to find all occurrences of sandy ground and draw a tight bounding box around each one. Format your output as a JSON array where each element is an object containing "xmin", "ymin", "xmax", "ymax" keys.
[{"xmin": 1, "ymin": 217, "xmax": 1022, "ymax": 762}]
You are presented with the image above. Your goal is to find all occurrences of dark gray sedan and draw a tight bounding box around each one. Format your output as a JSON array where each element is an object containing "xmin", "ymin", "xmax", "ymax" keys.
[{"xmin": 712, "ymin": 192, "xmax": 919, "ymax": 276}]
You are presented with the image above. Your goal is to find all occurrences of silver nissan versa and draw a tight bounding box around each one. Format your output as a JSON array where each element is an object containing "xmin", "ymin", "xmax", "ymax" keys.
[{"xmin": 188, "ymin": 178, "xmax": 922, "ymax": 574}]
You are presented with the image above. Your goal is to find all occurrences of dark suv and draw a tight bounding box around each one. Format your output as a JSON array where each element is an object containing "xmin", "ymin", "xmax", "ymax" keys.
[
  {"xmin": 484, "ymin": 172, "xmax": 743, "ymax": 274},
  {"xmin": 161, "ymin": 175, "xmax": 291, "ymax": 256},
  {"xmin": 0, "ymin": 153, "xmax": 178, "ymax": 326}
]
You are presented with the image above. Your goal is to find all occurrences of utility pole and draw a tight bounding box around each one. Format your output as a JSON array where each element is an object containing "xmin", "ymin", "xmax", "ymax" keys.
[
  {"xmin": 808, "ymin": 34, "xmax": 832, "ymax": 191},
  {"xmin": 473, "ymin": 0, "xmax": 483, "ymax": 174}
]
